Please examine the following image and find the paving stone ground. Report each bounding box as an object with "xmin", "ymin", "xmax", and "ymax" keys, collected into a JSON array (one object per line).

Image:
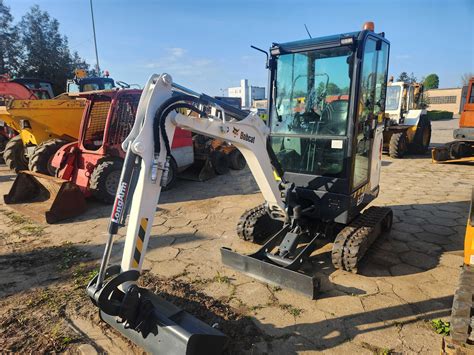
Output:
[{"xmin": 0, "ymin": 118, "xmax": 470, "ymax": 353}]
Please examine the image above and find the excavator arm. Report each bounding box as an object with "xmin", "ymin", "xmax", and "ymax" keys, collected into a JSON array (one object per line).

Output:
[{"xmin": 87, "ymin": 73, "xmax": 286, "ymax": 354}]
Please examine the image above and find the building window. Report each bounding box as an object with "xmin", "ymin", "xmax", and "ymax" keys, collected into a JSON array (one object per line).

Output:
[{"xmin": 428, "ymin": 96, "xmax": 457, "ymax": 105}]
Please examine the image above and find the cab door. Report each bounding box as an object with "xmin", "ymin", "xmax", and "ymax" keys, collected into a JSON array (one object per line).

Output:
[{"xmin": 352, "ymin": 37, "xmax": 389, "ymax": 192}]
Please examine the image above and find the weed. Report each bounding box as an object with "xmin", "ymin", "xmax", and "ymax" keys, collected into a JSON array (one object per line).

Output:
[
  {"xmin": 272, "ymin": 286, "xmax": 282, "ymax": 292},
  {"xmin": 360, "ymin": 342, "xmax": 393, "ymax": 355},
  {"xmin": 249, "ymin": 305, "xmax": 264, "ymax": 313},
  {"xmin": 430, "ymin": 319, "xmax": 450, "ymax": 335},
  {"xmin": 17, "ymin": 225, "xmax": 45, "ymax": 237},
  {"xmin": 59, "ymin": 244, "xmax": 90, "ymax": 270},
  {"xmin": 3, "ymin": 210, "xmax": 29, "ymax": 225},
  {"xmin": 279, "ymin": 304, "xmax": 304, "ymax": 319},
  {"xmin": 72, "ymin": 265, "xmax": 99, "ymax": 288},
  {"xmin": 213, "ymin": 271, "xmax": 231, "ymax": 284}
]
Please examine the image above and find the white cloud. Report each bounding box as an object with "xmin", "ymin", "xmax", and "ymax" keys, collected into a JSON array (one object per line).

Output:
[
  {"xmin": 144, "ymin": 47, "xmax": 216, "ymax": 79},
  {"xmin": 396, "ymin": 54, "xmax": 412, "ymax": 60},
  {"xmin": 169, "ymin": 47, "xmax": 186, "ymax": 58}
]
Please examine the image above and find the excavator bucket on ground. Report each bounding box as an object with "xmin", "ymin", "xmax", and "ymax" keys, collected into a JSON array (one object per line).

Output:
[{"xmin": 4, "ymin": 171, "xmax": 86, "ymax": 223}]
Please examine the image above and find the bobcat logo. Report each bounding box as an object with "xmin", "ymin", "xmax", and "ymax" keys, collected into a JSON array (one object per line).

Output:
[{"xmin": 232, "ymin": 127, "xmax": 240, "ymax": 135}]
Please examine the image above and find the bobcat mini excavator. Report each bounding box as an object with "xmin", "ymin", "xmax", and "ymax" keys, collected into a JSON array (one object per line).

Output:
[{"xmin": 87, "ymin": 22, "xmax": 392, "ymax": 354}]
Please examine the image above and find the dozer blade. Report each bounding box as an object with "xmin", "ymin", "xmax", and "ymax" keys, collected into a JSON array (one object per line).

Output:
[
  {"xmin": 100, "ymin": 288, "xmax": 228, "ymax": 355},
  {"xmin": 220, "ymin": 247, "xmax": 319, "ymax": 299},
  {"xmin": 4, "ymin": 171, "xmax": 86, "ymax": 224},
  {"xmin": 178, "ymin": 158, "xmax": 216, "ymax": 182}
]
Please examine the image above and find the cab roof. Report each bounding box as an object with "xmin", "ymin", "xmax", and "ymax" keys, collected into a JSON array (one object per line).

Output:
[{"xmin": 271, "ymin": 31, "xmax": 360, "ymax": 55}]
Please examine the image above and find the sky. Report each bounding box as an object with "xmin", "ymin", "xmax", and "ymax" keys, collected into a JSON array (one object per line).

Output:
[{"xmin": 8, "ymin": 0, "xmax": 474, "ymax": 96}]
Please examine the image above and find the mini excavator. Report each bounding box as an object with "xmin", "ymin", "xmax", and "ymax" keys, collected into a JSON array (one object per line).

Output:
[{"xmin": 87, "ymin": 22, "xmax": 392, "ymax": 354}]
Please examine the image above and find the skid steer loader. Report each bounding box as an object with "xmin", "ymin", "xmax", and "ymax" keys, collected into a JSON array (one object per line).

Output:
[
  {"xmin": 432, "ymin": 77, "xmax": 474, "ymax": 163},
  {"xmin": 383, "ymin": 79, "xmax": 431, "ymax": 158},
  {"xmin": 86, "ymin": 22, "xmax": 393, "ymax": 354}
]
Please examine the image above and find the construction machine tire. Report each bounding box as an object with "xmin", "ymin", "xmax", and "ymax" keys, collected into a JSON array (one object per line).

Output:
[
  {"xmin": 0, "ymin": 135, "xmax": 8, "ymax": 163},
  {"xmin": 4, "ymin": 135, "xmax": 28, "ymax": 172},
  {"xmin": 389, "ymin": 132, "xmax": 408, "ymax": 158},
  {"xmin": 162, "ymin": 157, "xmax": 177, "ymax": 191},
  {"xmin": 229, "ymin": 150, "xmax": 246, "ymax": 170},
  {"xmin": 28, "ymin": 139, "xmax": 67, "ymax": 176},
  {"xmin": 411, "ymin": 116, "xmax": 431, "ymax": 154},
  {"xmin": 211, "ymin": 150, "xmax": 230, "ymax": 175},
  {"xmin": 237, "ymin": 203, "xmax": 284, "ymax": 243},
  {"xmin": 90, "ymin": 159, "xmax": 124, "ymax": 204}
]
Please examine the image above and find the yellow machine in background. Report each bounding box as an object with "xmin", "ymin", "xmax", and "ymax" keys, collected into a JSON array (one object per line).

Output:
[
  {"xmin": 0, "ymin": 70, "xmax": 118, "ymax": 175},
  {"xmin": 383, "ymin": 79, "xmax": 431, "ymax": 158},
  {"xmin": 0, "ymin": 96, "xmax": 86, "ymax": 174}
]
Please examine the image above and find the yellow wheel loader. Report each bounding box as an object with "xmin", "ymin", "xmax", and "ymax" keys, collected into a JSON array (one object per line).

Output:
[
  {"xmin": 442, "ymin": 189, "xmax": 474, "ymax": 353},
  {"xmin": 383, "ymin": 80, "xmax": 431, "ymax": 158}
]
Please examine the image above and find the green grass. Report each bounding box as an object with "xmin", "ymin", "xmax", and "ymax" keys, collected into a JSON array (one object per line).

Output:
[
  {"xmin": 213, "ymin": 271, "xmax": 231, "ymax": 284},
  {"xmin": 430, "ymin": 319, "xmax": 450, "ymax": 335},
  {"xmin": 279, "ymin": 303, "xmax": 304, "ymax": 319},
  {"xmin": 58, "ymin": 242, "xmax": 90, "ymax": 270},
  {"xmin": 3, "ymin": 210, "xmax": 30, "ymax": 225}
]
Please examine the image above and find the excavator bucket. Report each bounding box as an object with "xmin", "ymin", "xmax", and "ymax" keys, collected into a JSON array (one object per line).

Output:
[{"xmin": 4, "ymin": 171, "xmax": 86, "ymax": 224}]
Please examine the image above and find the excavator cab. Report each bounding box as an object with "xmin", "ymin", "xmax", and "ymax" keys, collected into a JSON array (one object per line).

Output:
[{"xmin": 268, "ymin": 28, "xmax": 390, "ymax": 223}]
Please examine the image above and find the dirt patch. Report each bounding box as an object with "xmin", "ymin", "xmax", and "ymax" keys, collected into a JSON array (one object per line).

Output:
[
  {"xmin": 0, "ymin": 261, "xmax": 96, "ymax": 352},
  {"xmin": 140, "ymin": 271, "xmax": 265, "ymax": 353}
]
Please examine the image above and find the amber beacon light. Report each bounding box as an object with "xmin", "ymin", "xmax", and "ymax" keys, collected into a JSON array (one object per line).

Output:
[{"xmin": 363, "ymin": 21, "xmax": 375, "ymax": 31}]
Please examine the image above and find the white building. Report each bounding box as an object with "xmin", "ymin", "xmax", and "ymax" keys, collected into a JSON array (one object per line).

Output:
[{"xmin": 227, "ymin": 79, "xmax": 265, "ymax": 109}]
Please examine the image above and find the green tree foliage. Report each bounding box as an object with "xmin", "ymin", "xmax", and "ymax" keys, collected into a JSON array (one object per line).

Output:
[
  {"xmin": 423, "ymin": 73, "xmax": 439, "ymax": 90},
  {"xmin": 0, "ymin": 0, "xmax": 20, "ymax": 75},
  {"xmin": 17, "ymin": 5, "xmax": 89, "ymax": 94},
  {"xmin": 396, "ymin": 71, "xmax": 417, "ymax": 84}
]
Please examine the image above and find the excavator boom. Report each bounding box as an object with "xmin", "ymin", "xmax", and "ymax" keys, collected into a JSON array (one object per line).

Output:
[{"xmin": 87, "ymin": 74, "xmax": 286, "ymax": 354}]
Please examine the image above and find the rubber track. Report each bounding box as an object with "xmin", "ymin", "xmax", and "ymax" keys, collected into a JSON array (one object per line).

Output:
[
  {"xmin": 450, "ymin": 265, "xmax": 474, "ymax": 344},
  {"xmin": 236, "ymin": 203, "xmax": 267, "ymax": 241},
  {"xmin": 332, "ymin": 206, "xmax": 392, "ymax": 272},
  {"xmin": 236, "ymin": 203, "xmax": 283, "ymax": 243}
]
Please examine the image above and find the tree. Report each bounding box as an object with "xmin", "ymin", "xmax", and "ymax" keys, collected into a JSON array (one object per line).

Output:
[
  {"xmin": 396, "ymin": 71, "xmax": 417, "ymax": 84},
  {"xmin": 0, "ymin": 0, "xmax": 20, "ymax": 75},
  {"xmin": 423, "ymin": 73, "xmax": 439, "ymax": 90},
  {"xmin": 461, "ymin": 73, "xmax": 474, "ymax": 86},
  {"xmin": 17, "ymin": 5, "xmax": 89, "ymax": 94}
]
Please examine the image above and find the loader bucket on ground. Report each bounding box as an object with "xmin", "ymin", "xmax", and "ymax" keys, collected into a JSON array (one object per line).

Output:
[
  {"xmin": 178, "ymin": 158, "xmax": 216, "ymax": 182},
  {"xmin": 4, "ymin": 171, "xmax": 86, "ymax": 224},
  {"xmin": 100, "ymin": 289, "xmax": 228, "ymax": 355}
]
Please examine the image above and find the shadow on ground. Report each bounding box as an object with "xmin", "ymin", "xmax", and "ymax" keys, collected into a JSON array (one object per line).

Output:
[{"xmin": 0, "ymin": 232, "xmax": 208, "ymax": 298}]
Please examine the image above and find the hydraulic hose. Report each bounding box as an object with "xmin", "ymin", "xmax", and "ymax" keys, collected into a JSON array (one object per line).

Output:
[{"xmin": 153, "ymin": 92, "xmax": 286, "ymax": 182}]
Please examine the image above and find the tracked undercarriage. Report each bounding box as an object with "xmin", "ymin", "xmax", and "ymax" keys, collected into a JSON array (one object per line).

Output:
[{"xmin": 228, "ymin": 204, "xmax": 393, "ymax": 297}]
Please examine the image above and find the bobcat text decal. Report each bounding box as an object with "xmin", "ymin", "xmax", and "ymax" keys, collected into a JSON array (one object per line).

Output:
[{"xmin": 240, "ymin": 131, "xmax": 255, "ymax": 144}]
